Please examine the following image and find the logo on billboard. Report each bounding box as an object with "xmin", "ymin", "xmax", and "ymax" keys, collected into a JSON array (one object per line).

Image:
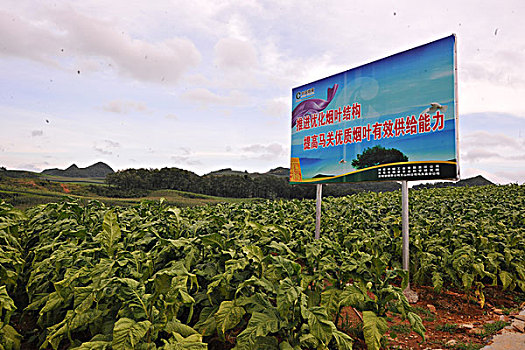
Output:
[{"xmin": 295, "ymin": 87, "xmax": 315, "ymax": 101}]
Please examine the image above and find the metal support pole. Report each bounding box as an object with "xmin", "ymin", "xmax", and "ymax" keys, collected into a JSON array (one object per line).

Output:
[
  {"xmin": 402, "ymin": 180, "xmax": 409, "ymax": 271},
  {"xmin": 401, "ymin": 180, "xmax": 418, "ymax": 302},
  {"xmin": 315, "ymin": 184, "xmax": 322, "ymax": 239}
]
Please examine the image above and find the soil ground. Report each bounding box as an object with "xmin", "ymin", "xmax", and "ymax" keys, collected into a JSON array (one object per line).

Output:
[{"xmin": 340, "ymin": 285, "xmax": 525, "ymax": 350}]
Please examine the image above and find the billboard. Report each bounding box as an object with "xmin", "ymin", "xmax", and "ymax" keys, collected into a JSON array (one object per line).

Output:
[{"xmin": 290, "ymin": 35, "xmax": 458, "ymax": 184}]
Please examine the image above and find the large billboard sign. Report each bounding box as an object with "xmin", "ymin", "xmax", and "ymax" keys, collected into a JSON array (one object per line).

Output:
[{"xmin": 290, "ymin": 35, "xmax": 458, "ymax": 184}]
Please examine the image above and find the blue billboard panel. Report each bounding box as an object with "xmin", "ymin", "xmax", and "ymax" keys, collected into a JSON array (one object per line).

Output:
[{"xmin": 290, "ymin": 35, "xmax": 458, "ymax": 184}]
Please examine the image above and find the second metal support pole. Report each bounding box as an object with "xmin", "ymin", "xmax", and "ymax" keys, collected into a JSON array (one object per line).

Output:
[
  {"xmin": 401, "ymin": 180, "xmax": 418, "ymax": 302},
  {"xmin": 315, "ymin": 184, "xmax": 322, "ymax": 239},
  {"xmin": 402, "ymin": 180, "xmax": 409, "ymax": 271}
]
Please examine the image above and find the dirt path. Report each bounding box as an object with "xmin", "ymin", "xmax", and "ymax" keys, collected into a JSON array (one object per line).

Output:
[{"xmin": 482, "ymin": 308, "xmax": 525, "ymax": 350}]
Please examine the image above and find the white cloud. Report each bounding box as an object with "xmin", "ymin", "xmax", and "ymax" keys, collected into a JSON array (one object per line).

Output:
[
  {"xmin": 461, "ymin": 166, "xmax": 519, "ymax": 185},
  {"xmin": 31, "ymin": 130, "xmax": 43, "ymax": 137},
  {"xmin": 461, "ymin": 131, "xmax": 525, "ymax": 163},
  {"xmin": 171, "ymin": 147, "xmax": 201, "ymax": 166},
  {"xmin": 181, "ymin": 88, "xmax": 249, "ymax": 107},
  {"xmin": 240, "ymin": 143, "xmax": 285, "ymax": 161},
  {"xmin": 262, "ymin": 97, "xmax": 289, "ymax": 118},
  {"xmin": 93, "ymin": 139, "xmax": 120, "ymax": 155},
  {"xmin": 214, "ymin": 38, "xmax": 258, "ymax": 71},
  {"xmin": 16, "ymin": 163, "xmax": 42, "ymax": 172},
  {"xmin": 102, "ymin": 100, "xmax": 149, "ymax": 114},
  {"xmin": 0, "ymin": 5, "xmax": 201, "ymax": 84}
]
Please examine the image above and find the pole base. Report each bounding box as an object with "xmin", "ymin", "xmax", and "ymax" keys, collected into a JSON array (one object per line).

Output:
[{"xmin": 403, "ymin": 286, "xmax": 419, "ymax": 304}]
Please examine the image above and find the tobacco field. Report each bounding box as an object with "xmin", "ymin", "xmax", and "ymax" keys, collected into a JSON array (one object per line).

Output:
[{"xmin": 0, "ymin": 184, "xmax": 524, "ymax": 349}]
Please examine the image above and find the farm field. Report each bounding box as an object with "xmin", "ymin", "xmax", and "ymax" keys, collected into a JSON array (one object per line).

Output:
[
  {"xmin": 0, "ymin": 184, "xmax": 524, "ymax": 349},
  {"xmin": 0, "ymin": 177, "xmax": 254, "ymax": 209}
]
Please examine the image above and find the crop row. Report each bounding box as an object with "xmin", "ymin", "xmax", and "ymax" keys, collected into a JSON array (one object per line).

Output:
[{"xmin": 0, "ymin": 184, "xmax": 523, "ymax": 349}]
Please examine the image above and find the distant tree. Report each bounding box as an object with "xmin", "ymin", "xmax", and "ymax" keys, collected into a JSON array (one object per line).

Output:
[{"xmin": 351, "ymin": 145, "xmax": 408, "ymax": 169}]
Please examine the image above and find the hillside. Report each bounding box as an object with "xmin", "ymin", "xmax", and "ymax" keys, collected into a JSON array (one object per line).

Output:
[
  {"xmin": 413, "ymin": 175, "xmax": 494, "ymax": 190},
  {"xmin": 42, "ymin": 162, "xmax": 114, "ymax": 178}
]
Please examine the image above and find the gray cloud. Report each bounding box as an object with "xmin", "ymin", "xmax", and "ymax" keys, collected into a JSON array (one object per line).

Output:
[
  {"xmin": 495, "ymin": 169, "xmax": 525, "ymax": 184},
  {"xmin": 262, "ymin": 98, "xmax": 288, "ymax": 118},
  {"xmin": 93, "ymin": 139, "xmax": 120, "ymax": 155},
  {"xmin": 31, "ymin": 130, "xmax": 43, "ymax": 137},
  {"xmin": 0, "ymin": 6, "xmax": 201, "ymax": 84},
  {"xmin": 16, "ymin": 163, "xmax": 41, "ymax": 172},
  {"xmin": 461, "ymin": 130, "xmax": 525, "ymax": 163},
  {"xmin": 171, "ymin": 147, "xmax": 201, "ymax": 166},
  {"xmin": 462, "ymin": 131, "xmax": 522, "ymax": 149},
  {"xmin": 103, "ymin": 139, "xmax": 120, "ymax": 148},
  {"xmin": 181, "ymin": 88, "xmax": 247, "ymax": 107},
  {"xmin": 102, "ymin": 100, "xmax": 149, "ymax": 114},
  {"xmin": 94, "ymin": 147, "xmax": 112, "ymax": 155},
  {"xmin": 462, "ymin": 149, "xmax": 500, "ymax": 163},
  {"xmin": 214, "ymin": 38, "xmax": 258, "ymax": 71},
  {"xmin": 241, "ymin": 143, "xmax": 285, "ymax": 161}
]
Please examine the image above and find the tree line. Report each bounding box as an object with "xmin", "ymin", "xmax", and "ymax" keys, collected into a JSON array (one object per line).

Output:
[{"xmin": 96, "ymin": 167, "xmax": 399, "ymax": 199}]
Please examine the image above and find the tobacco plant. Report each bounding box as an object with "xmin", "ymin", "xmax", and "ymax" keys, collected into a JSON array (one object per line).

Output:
[{"xmin": 1, "ymin": 184, "xmax": 524, "ymax": 349}]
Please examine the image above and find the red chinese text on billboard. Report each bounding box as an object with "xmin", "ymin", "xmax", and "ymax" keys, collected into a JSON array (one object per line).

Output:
[{"xmin": 302, "ymin": 111, "xmax": 445, "ymax": 151}]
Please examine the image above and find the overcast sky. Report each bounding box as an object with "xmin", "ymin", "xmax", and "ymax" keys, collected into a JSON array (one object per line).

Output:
[{"xmin": 1, "ymin": 0, "xmax": 524, "ymax": 184}]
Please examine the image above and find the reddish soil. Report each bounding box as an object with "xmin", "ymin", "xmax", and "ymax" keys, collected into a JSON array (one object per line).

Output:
[
  {"xmin": 339, "ymin": 285, "xmax": 524, "ymax": 349},
  {"xmin": 60, "ymin": 183, "xmax": 71, "ymax": 193}
]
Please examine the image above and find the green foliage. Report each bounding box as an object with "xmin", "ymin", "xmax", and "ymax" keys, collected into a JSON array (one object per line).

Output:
[
  {"xmin": 351, "ymin": 145, "xmax": 408, "ymax": 169},
  {"xmin": 0, "ymin": 183, "xmax": 523, "ymax": 349},
  {"xmin": 436, "ymin": 323, "xmax": 458, "ymax": 333},
  {"xmin": 362, "ymin": 311, "xmax": 388, "ymax": 350},
  {"xmin": 104, "ymin": 167, "xmax": 372, "ymax": 200},
  {"xmin": 480, "ymin": 320, "xmax": 508, "ymax": 338},
  {"xmin": 112, "ymin": 318, "xmax": 151, "ymax": 350},
  {"xmin": 0, "ymin": 202, "xmax": 24, "ymax": 349}
]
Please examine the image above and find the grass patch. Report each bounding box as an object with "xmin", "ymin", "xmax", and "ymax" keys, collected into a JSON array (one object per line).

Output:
[
  {"xmin": 1, "ymin": 179, "xmax": 257, "ymax": 209},
  {"xmin": 40, "ymin": 174, "xmax": 106, "ymax": 185},
  {"xmin": 389, "ymin": 324, "xmax": 411, "ymax": 334},
  {"xmin": 413, "ymin": 306, "xmax": 436, "ymax": 322},
  {"xmin": 436, "ymin": 323, "xmax": 458, "ymax": 333},
  {"xmin": 451, "ymin": 342, "xmax": 483, "ymax": 350},
  {"xmin": 480, "ymin": 321, "xmax": 508, "ymax": 337}
]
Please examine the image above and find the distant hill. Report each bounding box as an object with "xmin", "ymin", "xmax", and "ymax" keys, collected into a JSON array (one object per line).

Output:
[
  {"xmin": 265, "ymin": 167, "xmax": 290, "ymax": 177},
  {"xmin": 412, "ymin": 175, "xmax": 494, "ymax": 190},
  {"xmin": 42, "ymin": 162, "xmax": 114, "ymax": 178},
  {"xmin": 0, "ymin": 168, "xmax": 38, "ymax": 178},
  {"xmin": 207, "ymin": 167, "xmax": 292, "ymax": 178},
  {"xmin": 206, "ymin": 168, "xmax": 249, "ymax": 176}
]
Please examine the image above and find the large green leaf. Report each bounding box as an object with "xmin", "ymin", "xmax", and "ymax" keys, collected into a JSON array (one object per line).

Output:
[
  {"xmin": 161, "ymin": 322, "xmax": 207, "ymax": 350},
  {"xmin": 462, "ymin": 273, "xmax": 474, "ymax": 290},
  {"xmin": 277, "ymin": 278, "xmax": 303, "ymax": 317},
  {"xmin": 499, "ymin": 270, "xmax": 513, "ymax": 290},
  {"xmin": 331, "ymin": 329, "xmax": 354, "ymax": 350},
  {"xmin": 407, "ymin": 311, "xmax": 426, "ymax": 341},
  {"xmin": 70, "ymin": 340, "xmax": 111, "ymax": 350},
  {"xmin": 112, "ymin": 318, "xmax": 151, "ymax": 350},
  {"xmin": 165, "ymin": 320, "xmax": 199, "ymax": 338},
  {"xmin": 214, "ymin": 301, "xmax": 245, "ymax": 338},
  {"xmin": 0, "ymin": 286, "xmax": 16, "ymax": 325},
  {"xmin": 0, "ymin": 324, "xmax": 21, "ymax": 350},
  {"xmin": 321, "ymin": 288, "xmax": 341, "ymax": 320},
  {"xmin": 234, "ymin": 311, "xmax": 280, "ymax": 350},
  {"xmin": 362, "ymin": 311, "xmax": 387, "ymax": 350},
  {"xmin": 306, "ymin": 307, "xmax": 334, "ymax": 346},
  {"xmin": 432, "ymin": 272, "xmax": 443, "ymax": 292},
  {"xmin": 97, "ymin": 210, "xmax": 121, "ymax": 258}
]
